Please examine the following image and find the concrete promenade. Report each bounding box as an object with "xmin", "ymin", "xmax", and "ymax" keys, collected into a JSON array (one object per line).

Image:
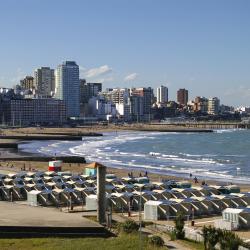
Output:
[{"xmin": 0, "ymin": 202, "xmax": 105, "ymax": 237}]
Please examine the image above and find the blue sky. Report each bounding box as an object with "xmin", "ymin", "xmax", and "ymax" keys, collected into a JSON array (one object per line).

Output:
[{"xmin": 0, "ymin": 0, "xmax": 250, "ymax": 106}]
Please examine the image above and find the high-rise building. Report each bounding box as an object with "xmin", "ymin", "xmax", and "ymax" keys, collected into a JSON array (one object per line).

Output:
[
  {"xmin": 2, "ymin": 98, "xmax": 66, "ymax": 126},
  {"xmin": 34, "ymin": 67, "xmax": 55, "ymax": 97},
  {"xmin": 80, "ymin": 80, "xmax": 102, "ymax": 104},
  {"xmin": 20, "ymin": 76, "xmax": 35, "ymax": 90},
  {"xmin": 177, "ymin": 88, "xmax": 188, "ymax": 105},
  {"xmin": 129, "ymin": 95, "xmax": 144, "ymax": 122},
  {"xmin": 208, "ymin": 97, "xmax": 220, "ymax": 115},
  {"xmin": 193, "ymin": 96, "xmax": 208, "ymax": 113},
  {"xmin": 54, "ymin": 61, "xmax": 80, "ymax": 117},
  {"xmin": 130, "ymin": 87, "xmax": 154, "ymax": 120},
  {"xmin": 156, "ymin": 85, "xmax": 168, "ymax": 104}
]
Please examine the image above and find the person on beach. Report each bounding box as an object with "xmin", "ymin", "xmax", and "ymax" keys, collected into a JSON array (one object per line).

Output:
[
  {"xmin": 194, "ymin": 176, "xmax": 198, "ymax": 183},
  {"xmin": 189, "ymin": 173, "xmax": 192, "ymax": 178}
]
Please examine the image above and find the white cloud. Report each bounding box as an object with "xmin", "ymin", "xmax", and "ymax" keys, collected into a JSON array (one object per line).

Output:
[
  {"xmin": 124, "ymin": 73, "xmax": 138, "ymax": 82},
  {"xmin": 84, "ymin": 65, "xmax": 112, "ymax": 78},
  {"xmin": 95, "ymin": 76, "xmax": 114, "ymax": 83},
  {"xmin": 79, "ymin": 64, "xmax": 114, "ymax": 83}
]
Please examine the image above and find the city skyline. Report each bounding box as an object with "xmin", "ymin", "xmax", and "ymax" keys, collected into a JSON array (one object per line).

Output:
[{"xmin": 0, "ymin": 0, "xmax": 250, "ymax": 106}]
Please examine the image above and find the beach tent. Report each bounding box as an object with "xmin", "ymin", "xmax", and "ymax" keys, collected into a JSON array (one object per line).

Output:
[
  {"xmin": 73, "ymin": 187, "xmax": 95, "ymax": 204},
  {"xmin": 13, "ymin": 184, "xmax": 26, "ymax": 200},
  {"xmin": 62, "ymin": 175, "xmax": 72, "ymax": 182},
  {"xmin": 135, "ymin": 177, "xmax": 150, "ymax": 184},
  {"xmin": 34, "ymin": 172, "xmax": 45, "ymax": 178},
  {"xmin": 0, "ymin": 185, "xmax": 13, "ymax": 200},
  {"xmin": 16, "ymin": 172, "xmax": 27, "ymax": 179},
  {"xmin": 144, "ymin": 200, "xmax": 163, "ymax": 220},
  {"xmin": 83, "ymin": 179, "xmax": 96, "ymax": 188},
  {"xmin": 106, "ymin": 174, "xmax": 117, "ymax": 180},
  {"xmin": 27, "ymin": 189, "xmax": 51, "ymax": 206},
  {"xmin": 169, "ymin": 198, "xmax": 203, "ymax": 217},
  {"xmin": 237, "ymin": 193, "xmax": 250, "ymax": 206},
  {"xmin": 3, "ymin": 178, "xmax": 14, "ymax": 185},
  {"xmin": 211, "ymin": 194, "xmax": 243, "ymax": 209},
  {"xmin": 162, "ymin": 180, "xmax": 178, "ymax": 189},
  {"xmin": 26, "ymin": 172, "xmax": 36, "ymax": 178},
  {"xmin": 13, "ymin": 178, "xmax": 24, "ymax": 185},
  {"xmin": 24, "ymin": 177, "xmax": 33, "ymax": 184},
  {"xmin": 113, "ymin": 183, "xmax": 134, "ymax": 193},
  {"xmin": 226, "ymin": 185, "xmax": 241, "ymax": 194},
  {"xmin": 108, "ymin": 192, "xmax": 133, "ymax": 211},
  {"xmin": 43, "ymin": 176, "xmax": 53, "ymax": 183},
  {"xmin": 27, "ymin": 190, "xmax": 41, "ymax": 206},
  {"xmin": 132, "ymin": 190, "xmax": 156, "ymax": 208},
  {"xmin": 73, "ymin": 179, "xmax": 85, "ymax": 188},
  {"xmin": 176, "ymin": 181, "xmax": 191, "ymax": 189},
  {"xmin": 222, "ymin": 207, "xmax": 250, "ymax": 229},
  {"xmin": 86, "ymin": 194, "xmax": 98, "ymax": 210},
  {"xmin": 191, "ymin": 196, "xmax": 221, "ymax": 215},
  {"xmin": 179, "ymin": 188, "xmax": 203, "ymax": 198},
  {"xmin": 120, "ymin": 177, "xmax": 137, "ymax": 185},
  {"xmin": 144, "ymin": 200, "xmax": 182, "ymax": 220},
  {"xmin": 23, "ymin": 183, "xmax": 36, "ymax": 193},
  {"xmin": 105, "ymin": 184, "xmax": 116, "ymax": 194},
  {"xmin": 151, "ymin": 182, "xmax": 166, "ymax": 190},
  {"xmin": 197, "ymin": 186, "xmax": 220, "ymax": 196},
  {"xmin": 170, "ymin": 188, "xmax": 188, "ymax": 199},
  {"xmin": 66, "ymin": 180, "xmax": 76, "ymax": 189},
  {"xmin": 44, "ymin": 171, "xmax": 56, "ymax": 177},
  {"xmin": 51, "ymin": 188, "xmax": 64, "ymax": 205},
  {"xmin": 32, "ymin": 177, "xmax": 45, "ymax": 185},
  {"xmin": 7, "ymin": 173, "xmax": 16, "ymax": 179},
  {"xmin": 61, "ymin": 187, "xmax": 80, "ymax": 204}
]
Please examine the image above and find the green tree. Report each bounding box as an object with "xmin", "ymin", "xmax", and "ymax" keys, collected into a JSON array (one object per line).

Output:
[
  {"xmin": 202, "ymin": 226, "xmax": 220, "ymax": 250},
  {"xmin": 174, "ymin": 213, "xmax": 185, "ymax": 239},
  {"xmin": 219, "ymin": 229, "xmax": 243, "ymax": 250}
]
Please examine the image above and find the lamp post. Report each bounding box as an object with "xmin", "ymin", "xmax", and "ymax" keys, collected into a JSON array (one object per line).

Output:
[{"xmin": 139, "ymin": 187, "xmax": 142, "ymax": 250}]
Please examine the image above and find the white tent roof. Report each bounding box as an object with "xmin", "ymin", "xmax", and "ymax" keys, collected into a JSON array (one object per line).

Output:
[{"xmin": 145, "ymin": 200, "xmax": 163, "ymax": 206}]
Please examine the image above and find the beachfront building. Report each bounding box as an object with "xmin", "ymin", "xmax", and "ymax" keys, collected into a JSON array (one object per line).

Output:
[
  {"xmin": 34, "ymin": 67, "xmax": 55, "ymax": 97},
  {"xmin": 88, "ymin": 96, "xmax": 117, "ymax": 120},
  {"xmin": 54, "ymin": 61, "xmax": 80, "ymax": 117},
  {"xmin": 208, "ymin": 97, "xmax": 220, "ymax": 115},
  {"xmin": 177, "ymin": 88, "xmax": 188, "ymax": 106},
  {"xmin": 2, "ymin": 98, "xmax": 66, "ymax": 126},
  {"xmin": 193, "ymin": 96, "xmax": 208, "ymax": 113},
  {"xmin": 130, "ymin": 87, "xmax": 154, "ymax": 121},
  {"xmin": 20, "ymin": 76, "xmax": 35, "ymax": 91},
  {"xmin": 101, "ymin": 88, "xmax": 131, "ymax": 121},
  {"xmin": 80, "ymin": 80, "xmax": 102, "ymax": 104},
  {"xmin": 156, "ymin": 85, "xmax": 168, "ymax": 104}
]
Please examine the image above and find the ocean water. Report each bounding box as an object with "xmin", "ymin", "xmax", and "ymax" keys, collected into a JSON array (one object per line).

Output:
[{"xmin": 19, "ymin": 129, "xmax": 250, "ymax": 184}]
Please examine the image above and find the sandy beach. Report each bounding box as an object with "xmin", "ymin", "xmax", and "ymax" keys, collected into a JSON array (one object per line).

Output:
[{"xmin": 0, "ymin": 126, "xmax": 249, "ymax": 191}]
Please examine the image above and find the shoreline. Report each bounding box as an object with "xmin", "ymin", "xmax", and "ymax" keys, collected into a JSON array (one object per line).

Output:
[
  {"xmin": 0, "ymin": 146, "xmax": 250, "ymax": 187},
  {"xmin": 0, "ymin": 127, "xmax": 249, "ymax": 187}
]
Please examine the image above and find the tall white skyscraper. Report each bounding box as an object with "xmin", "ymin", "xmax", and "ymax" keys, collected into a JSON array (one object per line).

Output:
[
  {"xmin": 34, "ymin": 67, "xmax": 55, "ymax": 97},
  {"xmin": 54, "ymin": 61, "xmax": 80, "ymax": 117},
  {"xmin": 208, "ymin": 97, "xmax": 220, "ymax": 115},
  {"xmin": 156, "ymin": 85, "xmax": 168, "ymax": 103}
]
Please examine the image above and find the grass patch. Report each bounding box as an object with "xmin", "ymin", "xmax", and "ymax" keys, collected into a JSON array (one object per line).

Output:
[{"xmin": 0, "ymin": 234, "xmax": 166, "ymax": 250}]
